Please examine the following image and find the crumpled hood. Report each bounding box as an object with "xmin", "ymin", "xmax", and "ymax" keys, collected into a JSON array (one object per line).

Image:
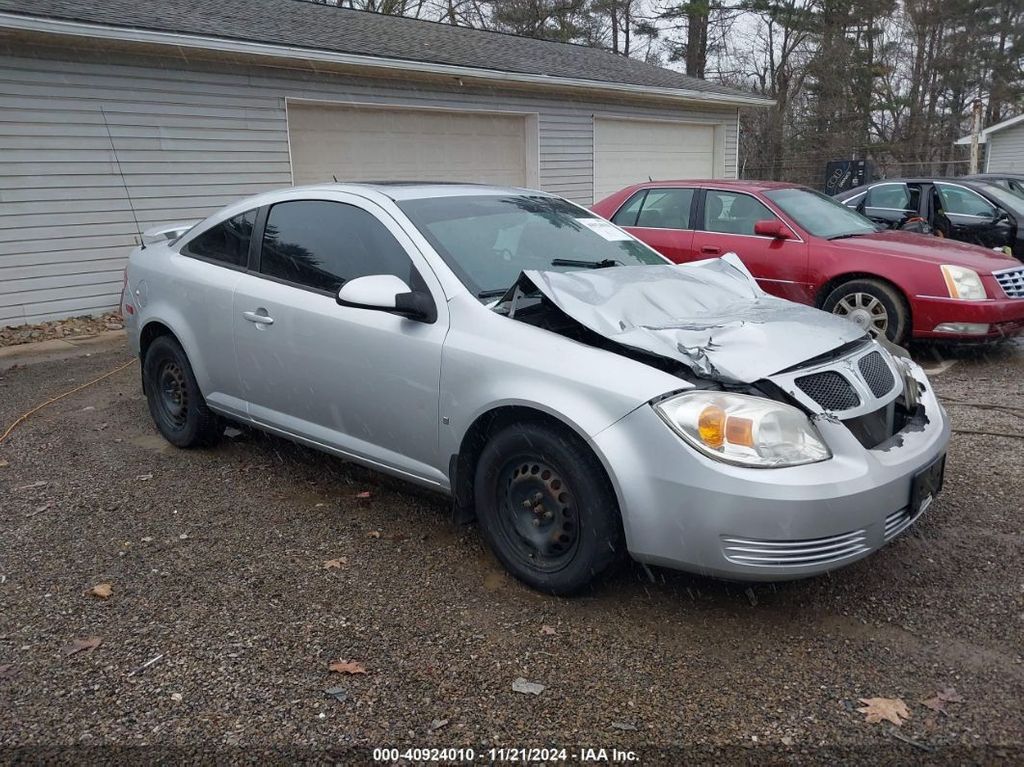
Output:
[{"xmin": 521, "ymin": 255, "xmax": 867, "ymax": 383}]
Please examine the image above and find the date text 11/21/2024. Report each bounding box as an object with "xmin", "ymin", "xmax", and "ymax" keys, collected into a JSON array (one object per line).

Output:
[{"xmin": 371, "ymin": 747, "xmax": 640, "ymax": 762}]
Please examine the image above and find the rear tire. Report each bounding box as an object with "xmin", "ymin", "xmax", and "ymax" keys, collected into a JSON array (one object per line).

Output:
[
  {"xmin": 473, "ymin": 421, "xmax": 624, "ymax": 595},
  {"xmin": 822, "ymin": 279, "xmax": 910, "ymax": 346},
  {"xmin": 143, "ymin": 335, "xmax": 222, "ymax": 448}
]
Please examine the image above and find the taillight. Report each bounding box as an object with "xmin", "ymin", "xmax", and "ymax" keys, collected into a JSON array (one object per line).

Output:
[{"xmin": 120, "ymin": 267, "xmax": 135, "ymax": 316}]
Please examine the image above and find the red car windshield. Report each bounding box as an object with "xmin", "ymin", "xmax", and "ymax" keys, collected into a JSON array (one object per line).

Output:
[{"xmin": 765, "ymin": 188, "xmax": 879, "ymax": 240}]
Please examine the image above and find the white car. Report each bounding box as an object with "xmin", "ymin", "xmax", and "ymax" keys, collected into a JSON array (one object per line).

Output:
[{"xmin": 124, "ymin": 183, "xmax": 949, "ymax": 594}]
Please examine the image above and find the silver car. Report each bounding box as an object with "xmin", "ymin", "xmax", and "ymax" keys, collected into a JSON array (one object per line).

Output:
[{"xmin": 124, "ymin": 183, "xmax": 950, "ymax": 594}]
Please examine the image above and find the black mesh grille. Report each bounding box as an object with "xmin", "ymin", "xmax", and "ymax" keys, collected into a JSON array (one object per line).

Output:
[
  {"xmin": 858, "ymin": 351, "xmax": 895, "ymax": 397},
  {"xmin": 795, "ymin": 371, "xmax": 860, "ymax": 411}
]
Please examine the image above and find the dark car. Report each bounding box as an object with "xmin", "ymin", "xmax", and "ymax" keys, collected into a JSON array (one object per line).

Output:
[
  {"xmin": 963, "ymin": 173, "xmax": 1024, "ymax": 198},
  {"xmin": 834, "ymin": 178, "xmax": 1024, "ymax": 259}
]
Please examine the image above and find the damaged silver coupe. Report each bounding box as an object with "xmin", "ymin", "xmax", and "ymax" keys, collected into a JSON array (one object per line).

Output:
[{"xmin": 124, "ymin": 183, "xmax": 950, "ymax": 594}]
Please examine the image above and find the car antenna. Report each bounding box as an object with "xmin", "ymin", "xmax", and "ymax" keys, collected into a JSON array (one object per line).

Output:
[
  {"xmin": 99, "ymin": 106, "xmax": 143, "ymax": 246},
  {"xmin": 649, "ymin": 176, "xmax": 653, "ymax": 182},
  {"xmin": 333, "ymin": 174, "xmax": 339, "ymax": 182}
]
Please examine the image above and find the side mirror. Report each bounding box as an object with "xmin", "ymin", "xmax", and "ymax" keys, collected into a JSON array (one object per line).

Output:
[
  {"xmin": 754, "ymin": 219, "xmax": 791, "ymax": 239},
  {"xmin": 336, "ymin": 274, "xmax": 436, "ymax": 323}
]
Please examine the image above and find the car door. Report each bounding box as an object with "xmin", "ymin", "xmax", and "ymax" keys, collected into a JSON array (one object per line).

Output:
[
  {"xmin": 933, "ymin": 182, "xmax": 1014, "ymax": 251},
  {"xmin": 170, "ymin": 208, "xmax": 258, "ymax": 416},
  {"xmin": 232, "ymin": 196, "xmax": 449, "ymax": 485},
  {"xmin": 859, "ymin": 182, "xmax": 922, "ymax": 229},
  {"xmin": 690, "ymin": 188, "xmax": 812, "ymax": 302},
  {"xmin": 609, "ymin": 187, "xmax": 696, "ymax": 262}
]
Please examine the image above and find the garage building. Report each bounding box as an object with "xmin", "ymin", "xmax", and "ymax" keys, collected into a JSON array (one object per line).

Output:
[
  {"xmin": 955, "ymin": 112, "xmax": 1024, "ymax": 174},
  {"xmin": 0, "ymin": 0, "xmax": 769, "ymax": 327}
]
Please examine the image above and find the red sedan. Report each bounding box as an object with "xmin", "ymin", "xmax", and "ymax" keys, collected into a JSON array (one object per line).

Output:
[{"xmin": 592, "ymin": 180, "xmax": 1024, "ymax": 344}]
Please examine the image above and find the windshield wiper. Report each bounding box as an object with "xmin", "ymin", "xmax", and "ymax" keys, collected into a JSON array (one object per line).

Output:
[
  {"xmin": 828, "ymin": 232, "xmax": 870, "ymax": 240},
  {"xmin": 550, "ymin": 258, "xmax": 623, "ymax": 269},
  {"xmin": 477, "ymin": 288, "xmax": 510, "ymax": 299}
]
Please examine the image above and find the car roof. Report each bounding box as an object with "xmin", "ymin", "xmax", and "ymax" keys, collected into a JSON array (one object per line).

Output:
[
  {"xmin": 300, "ymin": 181, "xmax": 549, "ymax": 201},
  {"xmin": 622, "ymin": 179, "xmax": 806, "ymax": 193},
  {"xmin": 964, "ymin": 172, "xmax": 1024, "ymax": 180}
]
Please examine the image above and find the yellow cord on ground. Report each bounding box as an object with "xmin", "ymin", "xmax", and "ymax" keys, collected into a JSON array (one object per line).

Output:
[{"xmin": 0, "ymin": 358, "xmax": 137, "ymax": 444}]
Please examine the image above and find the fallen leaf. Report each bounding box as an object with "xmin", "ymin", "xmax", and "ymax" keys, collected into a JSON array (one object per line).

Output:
[
  {"xmin": 61, "ymin": 636, "xmax": 102, "ymax": 657},
  {"xmin": 937, "ymin": 687, "xmax": 964, "ymax": 704},
  {"xmin": 429, "ymin": 718, "xmax": 449, "ymax": 732},
  {"xmin": 324, "ymin": 686, "xmax": 348, "ymax": 702},
  {"xmin": 323, "ymin": 558, "xmax": 347, "ymax": 569},
  {"xmin": 539, "ymin": 625, "xmax": 556, "ymax": 636},
  {"xmin": 86, "ymin": 582, "xmax": 113, "ymax": 600},
  {"xmin": 356, "ymin": 491, "xmax": 373, "ymax": 499},
  {"xmin": 512, "ymin": 677, "xmax": 545, "ymax": 696},
  {"xmin": 367, "ymin": 530, "xmax": 382, "ymax": 539},
  {"xmin": 921, "ymin": 686, "xmax": 964, "ymax": 712},
  {"xmin": 329, "ymin": 660, "xmax": 367, "ymax": 675},
  {"xmin": 857, "ymin": 697, "xmax": 911, "ymax": 726}
]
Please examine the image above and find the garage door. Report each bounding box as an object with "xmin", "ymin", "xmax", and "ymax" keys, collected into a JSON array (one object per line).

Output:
[
  {"xmin": 594, "ymin": 118, "xmax": 716, "ymax": 200},
  {"xmin": 288, "ymin": 103, "xmax": 534, "ymax": 186}
]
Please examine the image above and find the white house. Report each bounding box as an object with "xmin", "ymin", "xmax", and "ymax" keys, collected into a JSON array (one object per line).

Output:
[
  {"xmin": 0, "ymin": 0, "xmax": 770, "ymax": 327},
  {"xmin": 955, "ymin": 112, "xmax": 1024, "ymax": 173}
]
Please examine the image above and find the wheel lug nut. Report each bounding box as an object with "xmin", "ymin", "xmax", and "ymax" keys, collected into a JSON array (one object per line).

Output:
[
  {"xmin": 522, "ymin": 499, "xmax": 533, "ymax": 509},
  {"xmin": 532, "ymin": 518, "xmax": 541, "ymax": 527}
]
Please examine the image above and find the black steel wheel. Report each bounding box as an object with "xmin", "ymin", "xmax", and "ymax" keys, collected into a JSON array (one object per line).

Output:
[
  {"xmin": 474, "ymin": 421, "xmax": 624, "ymax": 595},
  {"xmin": 496, "ymin": 457, "xmax": 580, "ymax": 573},
  {"xmin": 143, "ymin": 335, "xmax": 222, "ymax": 448}
]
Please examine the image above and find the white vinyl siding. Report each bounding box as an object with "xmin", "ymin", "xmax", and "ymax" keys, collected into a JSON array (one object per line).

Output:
[
  {"xmin": 0, "ymin": 45, "xmax": 738, "ymax": 327},
  {"xmin": 985, "ymin": 124, "xmax": 1024, "ymax": 173}
]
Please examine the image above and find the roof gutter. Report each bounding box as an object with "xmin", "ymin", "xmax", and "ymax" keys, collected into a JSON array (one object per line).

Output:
[{"xmin": 0, "ymin": 11, "xmax": 774, "ymax": 108}]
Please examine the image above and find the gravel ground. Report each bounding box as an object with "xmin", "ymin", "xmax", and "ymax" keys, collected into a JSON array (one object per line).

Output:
[{"xmin": 0, "ymin": 341, "xmax": 1022, "ymax": 764}]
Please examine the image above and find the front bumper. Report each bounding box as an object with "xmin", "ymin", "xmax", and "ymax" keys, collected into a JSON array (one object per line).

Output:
[
  {"xmin": 912, "ymin": 295, "xmax": 1024, "ymax": 340},
  {"xmin": 593, "ymin": 375, "xmax": 950, "ymax": 581}
]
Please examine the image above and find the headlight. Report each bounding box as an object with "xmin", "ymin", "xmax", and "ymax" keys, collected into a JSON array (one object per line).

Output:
[
  {"xmin": 940, "ymin": 265, "xmax": 986, "ymax": 300},
  {"xmin": 653, "ymin": 392, "xmax": 831, "ymax": 468}
]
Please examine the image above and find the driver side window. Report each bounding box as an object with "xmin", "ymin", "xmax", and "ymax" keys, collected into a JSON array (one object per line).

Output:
[
  {"xmin": 935, "ymin": 184, "xmax": 997, "ymax": 218},
  {"xmin": 259, "ymin": 200, "xmax": 414, "ymax": 294}
]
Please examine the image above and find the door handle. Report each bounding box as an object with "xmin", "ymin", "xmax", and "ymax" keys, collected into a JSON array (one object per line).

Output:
[
  {"xmin": 242, "ymin": 310, "xmax": 274, "ymax": 326},
  {"xmin": 701, "ymin": 246, "xmax": 721, "ymax": 255}
]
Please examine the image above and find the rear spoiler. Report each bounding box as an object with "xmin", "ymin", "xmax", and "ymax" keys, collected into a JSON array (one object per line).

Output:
[{"xmin": 141, "ymin": 221, "xmax": 198, "ymax": 247}]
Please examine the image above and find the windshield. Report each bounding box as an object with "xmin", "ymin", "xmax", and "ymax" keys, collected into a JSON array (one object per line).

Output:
[
  {"xmin": 765, "ymin": 188, "xmax": 879, "ymax": 239},
  {"xmin": 397, "ymin": 194, "xmax": 667, "ymax": 298}
]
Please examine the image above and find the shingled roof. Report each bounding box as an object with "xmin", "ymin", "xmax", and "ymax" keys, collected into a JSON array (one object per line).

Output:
[{"xmin": 0, "ymin": 0, "xmax": 770, "ymax": 105}]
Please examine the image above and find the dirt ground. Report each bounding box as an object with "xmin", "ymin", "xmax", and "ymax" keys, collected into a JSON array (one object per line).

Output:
[{"xmin": 0, "ymin": 340, "xmax": 1022, "ymax": 764}]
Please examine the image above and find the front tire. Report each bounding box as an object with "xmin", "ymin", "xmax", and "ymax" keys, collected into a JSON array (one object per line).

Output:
[
  {"xmin": 473, "ymin": 422, "xmax": 624, "ymax": 595},
  {"xmin": 143, "ymin": 335, "xmax": 222, "ymax": 448},
  {"xmin": 822, "ymin": 279, "xmax": 910, "ymax": 346}
]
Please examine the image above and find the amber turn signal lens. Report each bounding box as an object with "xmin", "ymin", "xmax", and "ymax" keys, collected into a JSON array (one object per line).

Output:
[
  {"xmin": 697, "ymin": 405, "xmax": 726, "ymax": 448},
  {"xmin": 725, "ymin": 416, "xmax": 754, "ymax": 447}
]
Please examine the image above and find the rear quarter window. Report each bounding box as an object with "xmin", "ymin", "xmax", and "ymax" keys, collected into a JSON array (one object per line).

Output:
[{"xmin": 180, "ymin": 210, "xmax": 256, "ymax": 267}]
